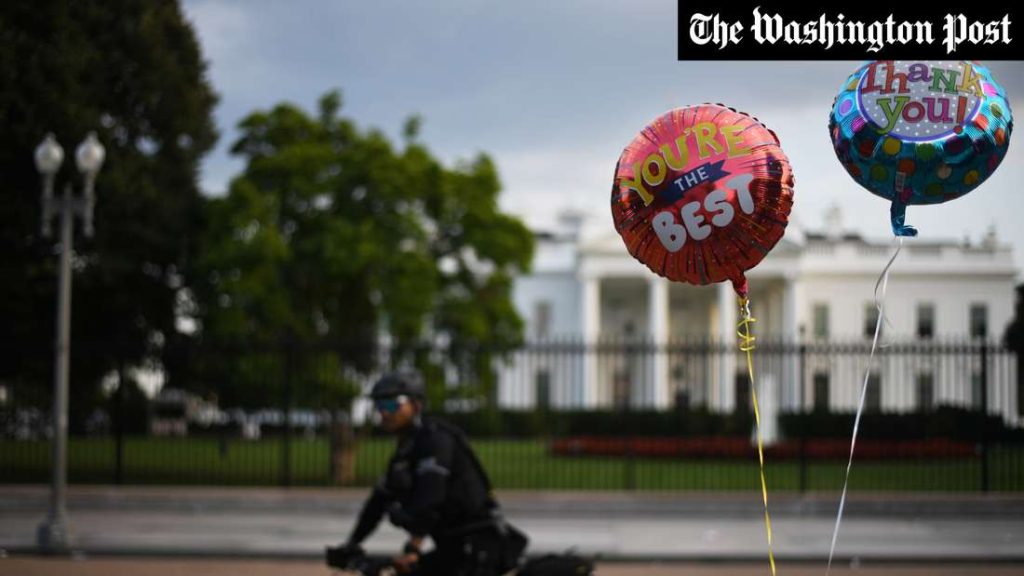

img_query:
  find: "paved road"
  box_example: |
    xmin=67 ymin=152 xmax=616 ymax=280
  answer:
xmin=1 ymin=486 xmax=1023 ymax=562
xmin=2 ymin=557 xmax=1024 ymax=576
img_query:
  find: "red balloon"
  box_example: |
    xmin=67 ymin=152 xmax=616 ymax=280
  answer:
xmin=611 ymin=104 xmax=794 ymax=296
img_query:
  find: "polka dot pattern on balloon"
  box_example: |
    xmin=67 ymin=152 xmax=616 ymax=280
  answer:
xmin=829 ymin=60 xmax=1012 ymax=220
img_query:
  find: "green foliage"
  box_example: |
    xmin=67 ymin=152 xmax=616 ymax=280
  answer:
xmin=187 ymin=90 xmax=534 ymax=408
xmin=432 ymin=408 xmax=755 ymax=438
xmin=1005 ymin=284 xmax=1024 ymax=352
xmin=1008 ymin=284 xmax=1024 ymax=418
xmin=779 ymin=405 xmax=1024 ymax=441
xmin=0 ymin=1 xmax=217 ymax=425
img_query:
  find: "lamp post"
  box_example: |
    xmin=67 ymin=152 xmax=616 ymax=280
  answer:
xmin=34 ymin=132 xmax=105 ymax=553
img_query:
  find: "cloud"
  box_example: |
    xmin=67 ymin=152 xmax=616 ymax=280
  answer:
xmin=181 ymin=1 xmax=1024 ymax=273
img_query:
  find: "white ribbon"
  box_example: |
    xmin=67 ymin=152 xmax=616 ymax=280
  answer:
xmin=826 ymin=236 xmax=904 ymax=575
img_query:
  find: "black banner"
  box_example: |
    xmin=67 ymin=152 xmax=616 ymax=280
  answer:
xmin=678 ymin=1 xmax=1024 ymax=60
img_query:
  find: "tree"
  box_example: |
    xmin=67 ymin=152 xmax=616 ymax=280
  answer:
xmin=0 ymin=1 xmax=217 ymax=427
xmin=1005 ymin=283 xmax=1024 ymax=417
xmin=186 ymin=91 xmax=534 ymax=409
xmin=1006 ymin=284 xmax=1024 ymax=351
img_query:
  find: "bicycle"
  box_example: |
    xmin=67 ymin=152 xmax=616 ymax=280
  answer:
xmin=325 ymin=545 xmax=397 ymax=576
xmin=326 ymin=544 xmax=596 ymax=576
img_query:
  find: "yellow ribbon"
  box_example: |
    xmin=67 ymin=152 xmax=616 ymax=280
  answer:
xmin=737 ymin=296 xmax=776 ymax=576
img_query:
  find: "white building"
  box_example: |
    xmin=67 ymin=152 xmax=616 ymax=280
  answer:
xmin=500 ymin=208 xmax=1020 ymax=428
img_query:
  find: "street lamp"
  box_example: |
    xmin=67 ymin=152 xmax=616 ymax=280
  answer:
xmin=34 ymin=131 xmax=105 ymax=553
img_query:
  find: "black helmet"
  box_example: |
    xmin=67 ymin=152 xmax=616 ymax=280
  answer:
xmin=369 ymin=369 xmax=425 ymax=400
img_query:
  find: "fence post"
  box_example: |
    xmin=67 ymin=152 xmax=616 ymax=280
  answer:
xmin=329 ymin=408 xmax=355 ymax=485
xmin=328 ymin=408 xmax=336 ymax=484
xmin=113 ymin=361 xmax=125 ymax=485
xmin=624 ymin=437 xmax=636 ymax=491
xmin=980 ymin=340 xmax=990 ymax=493
xmin=624 ymin=341 xmax=636 ymax=491
xmin=281 ymin=333 xmax=294 ymax=488
xmin=798 ymin=338 xmax=808 ymax=494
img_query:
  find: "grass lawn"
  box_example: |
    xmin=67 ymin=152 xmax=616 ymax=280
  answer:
xmin=1 ymin=436 xmax=1021 ymax=491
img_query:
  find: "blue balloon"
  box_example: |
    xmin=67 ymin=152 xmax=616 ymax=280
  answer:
xmin=829 ymin=61 xmax=1013 ymax=237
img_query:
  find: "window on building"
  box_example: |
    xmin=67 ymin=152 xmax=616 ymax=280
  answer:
xmin=916 ymin=373 xmax=934 ymax=412
xmin=534 ymin=301 xmax=551 ymax=339
xmin=969 ymin=304 xmax=988 ymax=339
xmin=812 ymin=303 xmax=830 ymax=339
xmin=813 ymin=372 xmax=830 ymax=412
xmin=865 ymin=372 xmax=882 ymax=412
xmin=674 ymin=388 xmax=691 ymax=412
xmin=613 ymin=369 xmax=631 ymax=409
xmin=916 ymin=303 xmax=935 ymax=339
xmin=734 ymin=373 xmax=751 ymax=415
xmin=671 ymin=363 xmax=686 ymax=381
xmin=535 ymin=370 xmax=550 ymax=410
xmin=864 ymin=303 xmax=881 ymax=339
xmin=1018 ymin=376 xmax=1023 ymax=419
xmin=971 ymin=371 xmax=984 ymax=410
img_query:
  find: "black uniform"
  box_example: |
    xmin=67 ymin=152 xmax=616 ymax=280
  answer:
xmin=347 ymin=415 xmax=525 ymax=576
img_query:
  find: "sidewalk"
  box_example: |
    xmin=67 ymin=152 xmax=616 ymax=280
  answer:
xmin=1 ymin=486 xmax=1023 ymax=562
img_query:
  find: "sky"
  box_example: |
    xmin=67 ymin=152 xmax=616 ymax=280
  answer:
xmin=180 ymin=0 xmax=1024 ymax=275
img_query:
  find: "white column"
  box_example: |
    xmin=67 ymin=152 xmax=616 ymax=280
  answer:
xmin=782 ymin=275 xmax=799 ymax=411
xmin=648 ymin=276 xmax=670 ymax=409
xmin=756 ymin=373 xmax=779 ymax=445
xmin=717 ymin=282 xmax=737 ymax=413
xmin=581 ymin=276 xmax=601 ymax=408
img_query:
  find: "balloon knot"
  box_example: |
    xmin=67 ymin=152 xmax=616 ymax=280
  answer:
xmin=737 ymin=297 xmax=757 ymax=352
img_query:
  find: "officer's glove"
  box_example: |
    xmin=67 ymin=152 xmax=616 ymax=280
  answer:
xmin=393 ymin=549 xmax=420 ymax=574
xmin=325 ymin=541 xmax=364 ymax=569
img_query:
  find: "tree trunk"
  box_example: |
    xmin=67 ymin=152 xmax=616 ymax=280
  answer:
xmin=329 ymin=411 xmax=356 ymax=485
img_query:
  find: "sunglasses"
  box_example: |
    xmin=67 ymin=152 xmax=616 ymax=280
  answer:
xmin=374 ymin=395 xmax=408 ymax=414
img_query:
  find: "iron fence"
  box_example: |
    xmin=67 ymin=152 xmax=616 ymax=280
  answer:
xmin=1 ymin=338 xmax=1021 ymax=491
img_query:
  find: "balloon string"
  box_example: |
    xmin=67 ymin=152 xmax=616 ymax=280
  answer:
xmin=826 ymin=236 xmax=904 ymax=575
xmin=737 ymin=297 xmax=776 ymax=576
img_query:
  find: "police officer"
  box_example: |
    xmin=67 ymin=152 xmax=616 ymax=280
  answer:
xmin=331 ymin=369 xmax=526 ymax=575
